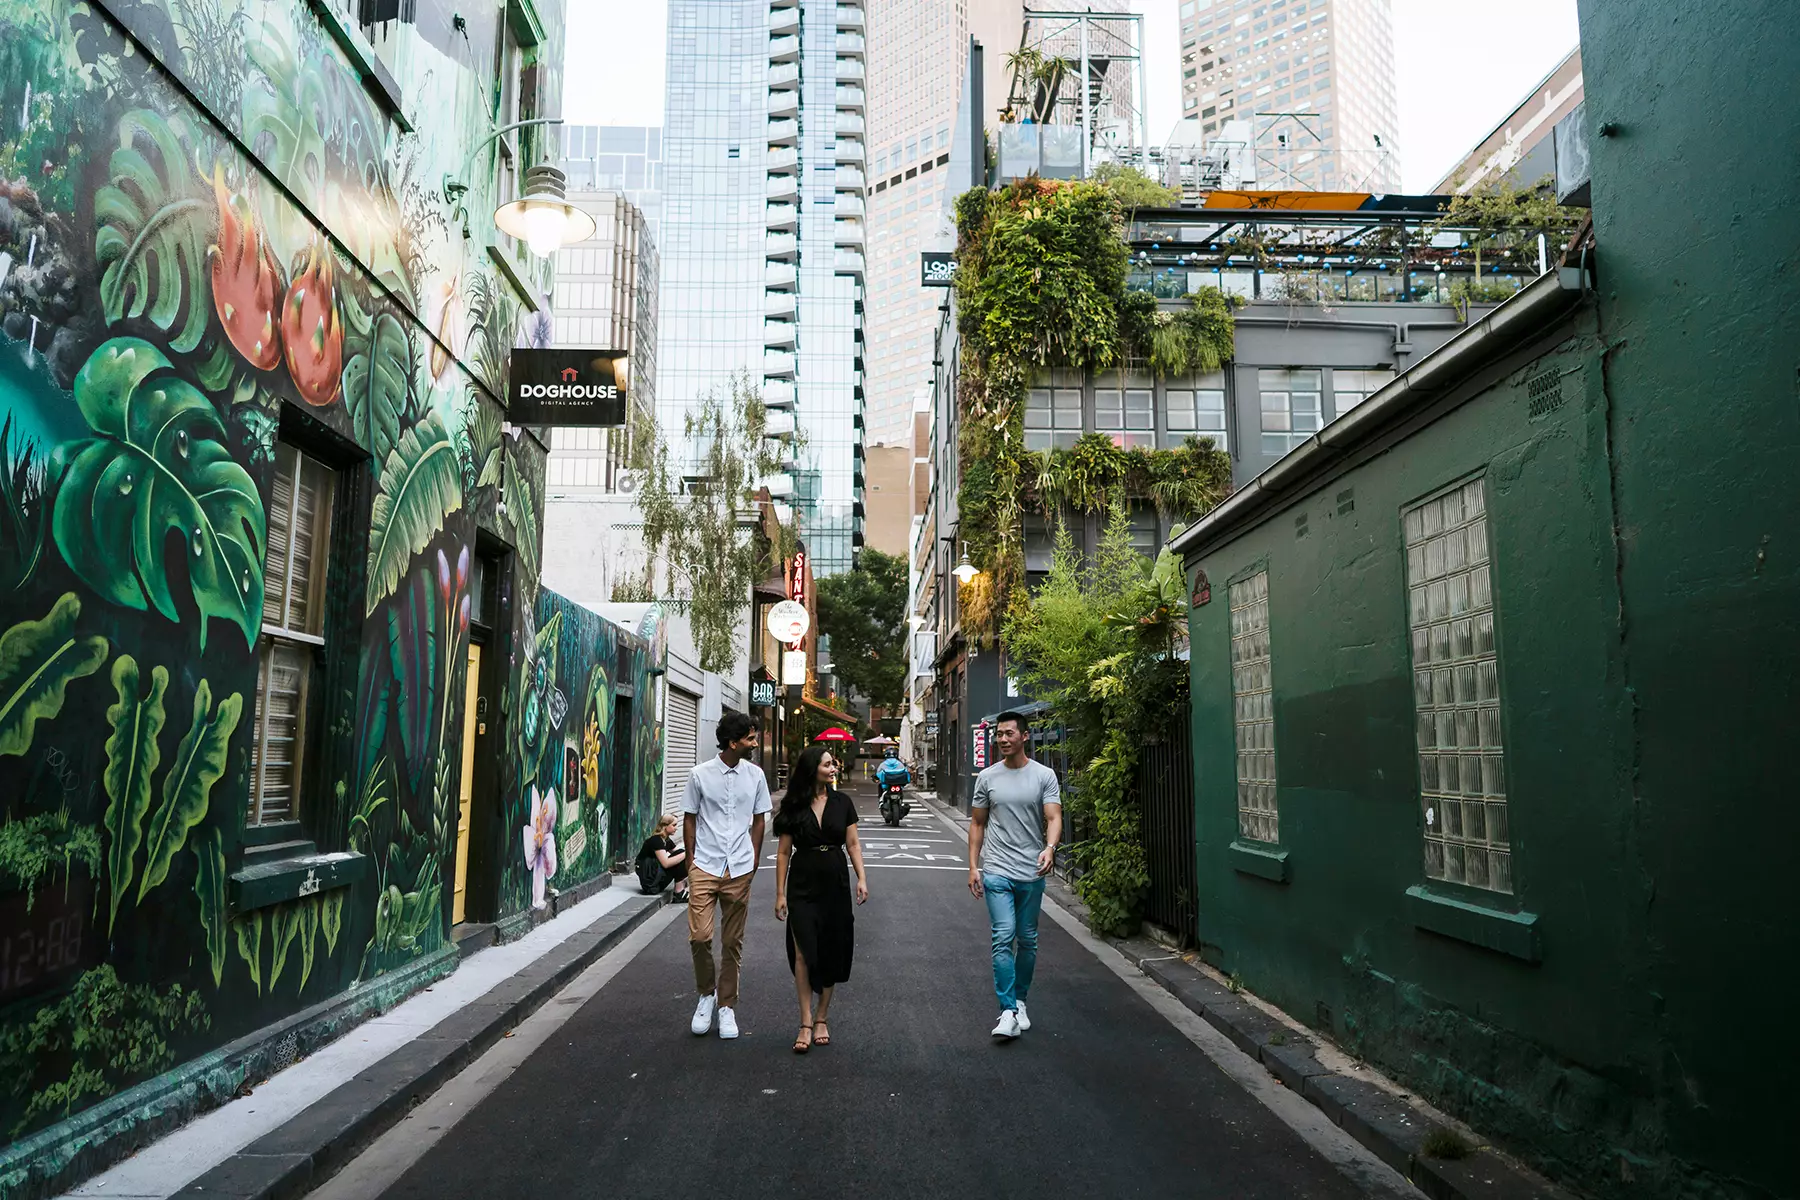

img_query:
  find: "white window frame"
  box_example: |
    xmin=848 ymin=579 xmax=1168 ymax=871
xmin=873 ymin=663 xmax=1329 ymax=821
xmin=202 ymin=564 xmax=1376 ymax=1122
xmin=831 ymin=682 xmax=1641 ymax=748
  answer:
xmin=1024 ymin=385 xmax=1083 ymax=452
xmin=250 ymin=443 xmax=336 ymax=827
xmin=1164 ymin=371 xmax=1230 ymax=452
xmin=1258 ymin=367 xmax=1323 ymax=457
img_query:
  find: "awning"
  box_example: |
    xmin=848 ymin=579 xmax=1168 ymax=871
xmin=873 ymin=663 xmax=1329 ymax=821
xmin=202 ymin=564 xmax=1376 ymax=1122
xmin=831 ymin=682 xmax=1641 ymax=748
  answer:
xmin=803 ymin=696 xmax=857 ymax=726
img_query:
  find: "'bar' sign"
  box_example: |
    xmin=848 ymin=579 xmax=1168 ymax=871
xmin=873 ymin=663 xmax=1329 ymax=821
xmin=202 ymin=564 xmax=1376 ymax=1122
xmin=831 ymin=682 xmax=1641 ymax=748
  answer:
xmin=507 ymin=349 xmax=629 ymax=425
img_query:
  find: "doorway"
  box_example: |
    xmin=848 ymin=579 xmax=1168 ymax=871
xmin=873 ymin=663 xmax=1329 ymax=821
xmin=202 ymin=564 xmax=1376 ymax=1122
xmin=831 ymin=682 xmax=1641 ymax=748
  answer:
xmin=608 ymin=693 xmax=633 ymax=867
xmin=452 ymin=642 xmax=482 ymax=925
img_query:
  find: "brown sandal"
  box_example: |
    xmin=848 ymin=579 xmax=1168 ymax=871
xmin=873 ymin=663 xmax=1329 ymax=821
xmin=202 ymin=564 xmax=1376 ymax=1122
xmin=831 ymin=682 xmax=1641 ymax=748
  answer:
xmin=793 ymin=1026 xmax=813 ymax=1054
xmin=812 ymin=1020 xmax=830 ymax=1047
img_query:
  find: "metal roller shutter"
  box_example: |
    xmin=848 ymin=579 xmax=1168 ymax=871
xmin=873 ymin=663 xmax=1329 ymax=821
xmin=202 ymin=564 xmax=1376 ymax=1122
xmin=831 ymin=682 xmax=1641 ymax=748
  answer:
xmin=663 ymin=687 xmax=700 ymax=818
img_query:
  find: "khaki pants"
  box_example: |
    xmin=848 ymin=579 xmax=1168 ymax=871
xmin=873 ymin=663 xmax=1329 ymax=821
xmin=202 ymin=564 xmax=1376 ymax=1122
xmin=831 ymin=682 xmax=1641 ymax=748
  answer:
xmin=687 ymin=865 xmax=753 ymax=1008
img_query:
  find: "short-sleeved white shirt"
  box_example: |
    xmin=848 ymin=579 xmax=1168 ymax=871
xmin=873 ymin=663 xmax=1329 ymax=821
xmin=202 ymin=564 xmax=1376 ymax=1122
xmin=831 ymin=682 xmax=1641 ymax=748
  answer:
xmin=682 ymin=755 xmax=773 ymax=877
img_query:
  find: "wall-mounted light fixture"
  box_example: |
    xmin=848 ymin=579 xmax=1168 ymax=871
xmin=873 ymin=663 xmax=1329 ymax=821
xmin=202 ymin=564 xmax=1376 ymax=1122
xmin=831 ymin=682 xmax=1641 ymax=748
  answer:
xmin=442 ymin=118 xmax=594 ymax=255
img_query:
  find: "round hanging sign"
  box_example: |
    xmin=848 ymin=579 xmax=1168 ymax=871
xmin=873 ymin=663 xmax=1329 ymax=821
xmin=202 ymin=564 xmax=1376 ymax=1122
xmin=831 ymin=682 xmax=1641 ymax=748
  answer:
xmin=765 ymin=599 xmax=811 ymax=643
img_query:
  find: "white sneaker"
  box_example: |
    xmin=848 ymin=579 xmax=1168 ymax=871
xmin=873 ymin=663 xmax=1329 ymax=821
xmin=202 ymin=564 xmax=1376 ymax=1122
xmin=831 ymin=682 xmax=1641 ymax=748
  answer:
xmin=690 ymin=994 xmax=717 ymax=1035
xmin=991 ymin=1010 xmax=1021 ymax=1040
xmin=718 ymin=1007 xmax=739 ymax=1039
xmin=1015 ymin=1001 xmax=1031 ymax=1032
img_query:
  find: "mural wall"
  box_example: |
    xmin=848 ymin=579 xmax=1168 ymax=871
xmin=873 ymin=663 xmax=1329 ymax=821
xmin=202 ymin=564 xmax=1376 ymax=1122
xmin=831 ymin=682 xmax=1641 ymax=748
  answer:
xmin=0 ymin=0 xmax=606 ymax=1148
xmin=515 ymin=592 xmax=663 ymax=914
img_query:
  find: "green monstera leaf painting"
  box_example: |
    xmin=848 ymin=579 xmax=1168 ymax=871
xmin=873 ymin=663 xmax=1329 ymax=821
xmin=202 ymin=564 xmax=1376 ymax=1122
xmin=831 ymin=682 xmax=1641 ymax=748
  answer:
xmin=344 ymin=310 xmax=411 ymax=467
xmin=94 ymin=110 xmax=214 ymax=355
xmin=366 ymin=413 xmax=463 ymax=614
xmin=53 ymin=340 xmax=266 ymax=653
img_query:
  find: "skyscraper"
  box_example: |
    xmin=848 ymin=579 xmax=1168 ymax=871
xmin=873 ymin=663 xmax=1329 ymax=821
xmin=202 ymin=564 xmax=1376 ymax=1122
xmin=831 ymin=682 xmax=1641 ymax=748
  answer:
xmin=1177 ymin=0 xmax=1400 ymax=192
xmin=558 ymin=124 xmax=665 ymax=238
xmin=659 ymin=0 xmax=866 ymax=576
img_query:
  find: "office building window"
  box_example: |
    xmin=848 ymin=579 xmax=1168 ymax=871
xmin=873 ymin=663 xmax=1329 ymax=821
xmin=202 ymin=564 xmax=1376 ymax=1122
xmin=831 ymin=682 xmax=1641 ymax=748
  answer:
xmin=1164 ymin=372 xmax=1228 ymax=451
xmin=1095 ymin=373 xmax=1153 ymax=449
xmin=1259 ymin=368 xmax=1322 ymax=456
xmin=1024 ymin=384 xmax=1082 ymax=451
xmin=1333 ymin=368 xmax=1395 ymax=417
xmin=1128 ymin=504 xmax=1160 ymax=556
xmin=1230 ymin=570 xmax=1277 ymax=843
xmin=1406 ymin=476 xmax=1511 ymax=893
xmin=252 ymin=443 xmax=336 ymax=826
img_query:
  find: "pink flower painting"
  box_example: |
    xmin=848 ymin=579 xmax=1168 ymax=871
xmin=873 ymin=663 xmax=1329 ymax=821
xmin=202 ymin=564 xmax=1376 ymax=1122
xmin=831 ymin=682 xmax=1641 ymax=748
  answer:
xmin=523 ymin=786 xmax=558 ymax=909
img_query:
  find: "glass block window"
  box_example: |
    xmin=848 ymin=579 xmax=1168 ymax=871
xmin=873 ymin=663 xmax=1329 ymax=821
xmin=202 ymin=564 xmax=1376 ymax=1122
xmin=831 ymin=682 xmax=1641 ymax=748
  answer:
xmin=1259 ymin=368 xmax=1323 ymax=457
xmin=1164 ymin=373 xmax=1229 ymax=452
xmin=252 ymin=443 xmax=335 ymax=826
xmin=1230 ymin=570 xmax=1278 ymax=843
xmin=1095 ymin=373 xmax=1154 ymax=449
xmin=1332 ymin=368 xmax=1395 ymax=418
xmin=1405 ymin=476 xmax=1511 ymax=892
xmin=1024 ymin=385 xmax=1083 ymax=451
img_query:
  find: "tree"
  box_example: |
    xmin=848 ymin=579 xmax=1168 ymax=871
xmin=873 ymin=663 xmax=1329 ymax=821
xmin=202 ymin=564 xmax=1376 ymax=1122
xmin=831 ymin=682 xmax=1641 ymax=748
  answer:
xmin=814 ymin=547 xmax=908 ymax=712
xmin=622 ymin=372 xmax=796 ymax=673
xmin=1091 ymin=162 xmax=1181 ymax=210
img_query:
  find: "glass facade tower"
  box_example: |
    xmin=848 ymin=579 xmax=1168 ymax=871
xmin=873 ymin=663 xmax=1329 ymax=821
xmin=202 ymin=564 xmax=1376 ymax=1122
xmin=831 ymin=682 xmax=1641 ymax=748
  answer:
xmin=661 ymin=0 xmax=866 ymax=576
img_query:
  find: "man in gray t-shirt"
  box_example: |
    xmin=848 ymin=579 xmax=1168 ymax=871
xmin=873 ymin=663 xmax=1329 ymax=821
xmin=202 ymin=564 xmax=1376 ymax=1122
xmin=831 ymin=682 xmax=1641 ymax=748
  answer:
xmin=969 ymin=711 xmax=1063 ymax=1041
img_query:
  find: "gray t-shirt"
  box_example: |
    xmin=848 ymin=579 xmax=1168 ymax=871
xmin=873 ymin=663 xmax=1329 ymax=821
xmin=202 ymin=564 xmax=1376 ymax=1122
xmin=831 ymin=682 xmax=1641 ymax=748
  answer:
xmin=972 ymin=759 xmax=1062 ymax=882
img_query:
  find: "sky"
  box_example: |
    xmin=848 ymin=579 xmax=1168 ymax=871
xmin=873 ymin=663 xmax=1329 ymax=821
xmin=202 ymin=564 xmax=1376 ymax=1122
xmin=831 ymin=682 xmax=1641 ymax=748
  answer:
xmin=562 ymin=0 xmax=1582 ymax=194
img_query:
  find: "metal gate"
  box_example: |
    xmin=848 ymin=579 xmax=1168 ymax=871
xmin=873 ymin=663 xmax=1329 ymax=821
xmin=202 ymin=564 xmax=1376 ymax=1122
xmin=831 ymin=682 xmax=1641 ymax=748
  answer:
xmin=662 ymin=687 xmax=700 ymax=818
xmin=1139 ymin=722 xmax=1197 ymax=941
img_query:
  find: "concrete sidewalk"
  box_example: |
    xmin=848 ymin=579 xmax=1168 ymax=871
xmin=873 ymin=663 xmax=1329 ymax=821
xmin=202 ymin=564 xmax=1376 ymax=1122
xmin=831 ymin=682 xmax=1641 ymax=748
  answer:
xmin=62 ymin=883 xmax=664 ymax=1200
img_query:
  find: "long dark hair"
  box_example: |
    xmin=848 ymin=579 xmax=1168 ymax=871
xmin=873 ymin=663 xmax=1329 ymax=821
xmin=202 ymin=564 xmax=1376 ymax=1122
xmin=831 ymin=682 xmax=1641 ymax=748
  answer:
xmin=775 ymin=744 xmax=836 ymax=833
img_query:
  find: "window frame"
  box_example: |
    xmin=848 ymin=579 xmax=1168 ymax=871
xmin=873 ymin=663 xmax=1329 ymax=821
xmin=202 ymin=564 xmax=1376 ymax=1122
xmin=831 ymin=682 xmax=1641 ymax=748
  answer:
xmin=250 ymin=441 xmax=341 ymax=828
xmin=1229 ymin=567 xmax=1278 ymax=844
xmin=1258 ymin=367 xmax=1323 ymax=457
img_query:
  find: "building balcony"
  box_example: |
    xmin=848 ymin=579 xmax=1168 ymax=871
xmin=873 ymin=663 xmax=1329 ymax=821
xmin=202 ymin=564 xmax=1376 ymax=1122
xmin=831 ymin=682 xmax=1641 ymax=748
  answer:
xmin=766 ymin=201 xmax=798 ymax=230
xmin=763 ymin=350 xmax=796 ymax=378
xmin=836 ymin=32 xmax=865 ymax=56
xmin=766 ymin=173 xmax=799 ymax=202
xmin=770 ymin=0 xmax=797 ymax=9
xmin=767 ymin=117 xmax=798 ymax=145
xmin=834 ymin=138 xmax=864 ymax=163
xmin=771 ymin=6 xmax=799 ymax=32
xmin=834 ymin=165 xmax=865 ymax=190
xmin=765 ymin=410 xmax=797 ymax=437
xmin=765 ymin=231 xmax=798 ymax=259
xmin=834 ymin=219 xmax=864 ymax=247
xmin=766 ymin=145 xmax=798 ymax=172
xmin=764 ymin=291 xmax=797 ymax=320
xmin=836 ymin=57 xmax=864 ymax=84
xmin=835 ymin=193 xmax=865 ymax=218
xmin=772 ymin=500 xmax=794 ymax=524
xmin=764 ymin=319 xmax=797 ymax=348
xmin=836 ymin=249 xmax=865 ymax=277
xmin=770 ymin=34 xmax=800 ymax=63
xmin=835 ymin=4 xmax=864 ymax=30
xmin=765 ymin=262 xmax=797 ymax=288
xmin=763 ymin=380 xmax=797 ymax=408
xmin=769 ymin=62 xmax=800 ymax=88
xmin=762 ymin=472 xmax=796 ymax=497
xmin=835 ymin=113 xmax=865 ymax=135
xmin=769 ymin=86 xmax=799 ymax=117
xmin=835 ymin=85 xmax=865 ymax=112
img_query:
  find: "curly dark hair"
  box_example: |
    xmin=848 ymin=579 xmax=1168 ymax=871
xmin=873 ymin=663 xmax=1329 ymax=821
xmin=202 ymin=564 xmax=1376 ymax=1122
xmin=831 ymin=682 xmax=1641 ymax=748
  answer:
xmin=716 ymin=709 xmax=758 ymax=751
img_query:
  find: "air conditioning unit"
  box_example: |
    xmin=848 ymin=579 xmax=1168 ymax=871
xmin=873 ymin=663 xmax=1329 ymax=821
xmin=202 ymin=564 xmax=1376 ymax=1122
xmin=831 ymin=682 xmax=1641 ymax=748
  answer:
xmin=615 ymin=470 xmax=643 ymax=497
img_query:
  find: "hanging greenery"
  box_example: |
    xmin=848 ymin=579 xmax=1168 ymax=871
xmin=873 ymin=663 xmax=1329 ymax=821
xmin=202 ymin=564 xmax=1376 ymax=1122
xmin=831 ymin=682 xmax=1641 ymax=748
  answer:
xmin=951 ymin=179 xmax=1236 ymax=645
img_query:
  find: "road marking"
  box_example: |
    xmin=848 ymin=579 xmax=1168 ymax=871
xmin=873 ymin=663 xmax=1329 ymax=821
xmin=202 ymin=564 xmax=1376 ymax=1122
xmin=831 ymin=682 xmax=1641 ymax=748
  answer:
xmin=305 ymin=905 xmax=684 ymax=1200
xmin=915 ymin=799 xmax=1423 ymax=1200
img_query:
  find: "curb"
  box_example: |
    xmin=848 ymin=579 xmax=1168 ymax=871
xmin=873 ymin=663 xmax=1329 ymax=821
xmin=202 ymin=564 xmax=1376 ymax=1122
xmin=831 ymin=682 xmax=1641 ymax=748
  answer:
xmin=174 ymin=890 xmax=666 ymax=1200
xmin=1039 ymin=872 xmax=1579 ymax=1200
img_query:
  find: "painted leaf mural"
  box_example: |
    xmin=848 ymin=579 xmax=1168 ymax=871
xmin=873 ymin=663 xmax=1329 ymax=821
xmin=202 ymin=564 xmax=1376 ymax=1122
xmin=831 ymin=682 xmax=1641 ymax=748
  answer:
xmin=234 ymin=910 xmax=265 ymax=996
xmin=366 ymin=412 xmax=463 ymax=614
xmin=298 ymin=898 xmax=320 ymax=991
xmin=0 ymin=593 xmax=109 ymax=758
xmin=193 ymin=827 xmax=228 ymax=988
xmin=322 ymin=889 xmax=344 ymax=955
xmin=502 ymin=446 xmax=539 ymax=586
xmin=94 ymin=109 xmax=213 ymax=355
xmin=268 ymin=903 xmax=299 ymax=989
xmin=386 ymin=569 xmax=438 ymax=793
xmin=345 ymin=310 xmax=411 ymax=466
xmin=240 ymin=29 xmax=329 ymax=266
xmin=102 ymin=656 xmax=168 ymax=935
xmin=139 ymin=680 xmax=242 ymax=900
xmin=52 ymin=340 xmax=266 ymax=653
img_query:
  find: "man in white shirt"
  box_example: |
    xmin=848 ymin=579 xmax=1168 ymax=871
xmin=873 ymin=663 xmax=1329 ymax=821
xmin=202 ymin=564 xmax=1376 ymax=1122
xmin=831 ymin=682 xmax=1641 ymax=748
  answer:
xmin=682 ymin=710 xmax=771 ymax=1039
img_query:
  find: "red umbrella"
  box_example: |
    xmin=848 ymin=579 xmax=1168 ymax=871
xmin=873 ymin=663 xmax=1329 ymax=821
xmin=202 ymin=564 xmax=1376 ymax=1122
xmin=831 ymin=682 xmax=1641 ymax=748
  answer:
xmin=813 ymin=726 xmax=857 ymax=743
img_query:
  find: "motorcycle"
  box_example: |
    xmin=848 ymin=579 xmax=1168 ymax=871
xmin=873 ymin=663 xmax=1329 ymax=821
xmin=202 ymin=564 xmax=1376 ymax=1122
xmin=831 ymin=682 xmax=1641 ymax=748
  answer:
xmin=878 ymin=783 xmax=910 ymax=826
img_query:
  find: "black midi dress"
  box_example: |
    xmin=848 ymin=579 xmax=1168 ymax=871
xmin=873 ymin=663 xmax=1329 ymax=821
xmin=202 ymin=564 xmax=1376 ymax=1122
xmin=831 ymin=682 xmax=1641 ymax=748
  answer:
xmin=777 ymin=789 xmax=857 ymax=993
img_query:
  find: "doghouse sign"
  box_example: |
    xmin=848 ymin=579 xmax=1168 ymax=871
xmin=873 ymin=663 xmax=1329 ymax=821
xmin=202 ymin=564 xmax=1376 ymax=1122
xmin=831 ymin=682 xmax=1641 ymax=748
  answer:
xmin=507 ymin=349 xmax=629 ymax=425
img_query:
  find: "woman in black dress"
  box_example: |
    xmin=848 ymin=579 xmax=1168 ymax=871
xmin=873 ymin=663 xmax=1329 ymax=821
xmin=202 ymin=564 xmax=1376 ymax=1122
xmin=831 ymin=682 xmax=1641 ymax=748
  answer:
xmin=773 ymin=745 xmax=869 ymax=1053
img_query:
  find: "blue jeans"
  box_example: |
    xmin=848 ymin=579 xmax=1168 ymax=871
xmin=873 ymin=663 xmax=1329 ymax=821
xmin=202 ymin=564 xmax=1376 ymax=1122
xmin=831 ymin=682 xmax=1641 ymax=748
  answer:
xmin=983 ymin=874 xmax=1046 ymax=1012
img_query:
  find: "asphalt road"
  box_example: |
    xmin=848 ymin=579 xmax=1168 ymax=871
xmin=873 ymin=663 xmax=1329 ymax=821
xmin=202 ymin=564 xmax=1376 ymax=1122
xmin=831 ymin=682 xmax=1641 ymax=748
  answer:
xmin=357 ymin=785 xmax=1386 ymax=1200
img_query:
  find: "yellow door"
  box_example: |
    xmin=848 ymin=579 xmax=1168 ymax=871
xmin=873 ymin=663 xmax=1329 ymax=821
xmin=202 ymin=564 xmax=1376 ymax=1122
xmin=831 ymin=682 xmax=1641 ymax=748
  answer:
xmin=452 ymin=643 xmax=482 ymax=925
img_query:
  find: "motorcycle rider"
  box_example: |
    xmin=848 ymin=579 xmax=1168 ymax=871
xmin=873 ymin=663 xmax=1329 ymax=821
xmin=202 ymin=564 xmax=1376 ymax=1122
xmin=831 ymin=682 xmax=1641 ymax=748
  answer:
xmin=875 ymin=751 xmax=912 ymax=822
